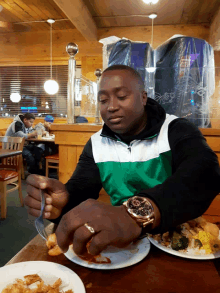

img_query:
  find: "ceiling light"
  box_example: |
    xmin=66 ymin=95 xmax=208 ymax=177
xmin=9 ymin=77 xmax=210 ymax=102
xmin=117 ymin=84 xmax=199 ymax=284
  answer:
xmin=44 ymin=80 xmax=59 ymax=95
xmin=10 ymin=93 xmax=21 ymax=103
xmin=148 ymin=13 xmax=157 ymax=19
xmin=47 ymin=19 xmax=55 ymax=24
xmin=44 ymin=19 xmax=59 ymax=95
xmin=143 ymin=0 xmax=159 ymax=4
xmin=146 ymin=67 xmax=156 ymax=73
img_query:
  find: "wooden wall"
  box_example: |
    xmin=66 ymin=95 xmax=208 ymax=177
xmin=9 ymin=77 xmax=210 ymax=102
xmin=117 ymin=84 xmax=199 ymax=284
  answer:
xmin=0 ymin=24 xmax=210 ymax=66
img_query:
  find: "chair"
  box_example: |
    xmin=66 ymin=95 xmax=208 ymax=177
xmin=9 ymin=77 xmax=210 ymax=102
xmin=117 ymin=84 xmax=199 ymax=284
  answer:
xmin=45 ymin=153 xmax=59 ymax=178
xmin=0 ymin=136 xmax=25 ymax=219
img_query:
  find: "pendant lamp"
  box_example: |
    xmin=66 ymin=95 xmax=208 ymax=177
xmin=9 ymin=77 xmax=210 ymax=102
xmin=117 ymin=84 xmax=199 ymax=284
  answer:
xmin=44 ymin=19 xmax=59 ymax=95
xmin=143 ymin=0 xmax=159 ymax=4
xmin=10 ymin=66 xmax=21 ymax=102
xmin=146 ymin=13 xmax=157 ymax=73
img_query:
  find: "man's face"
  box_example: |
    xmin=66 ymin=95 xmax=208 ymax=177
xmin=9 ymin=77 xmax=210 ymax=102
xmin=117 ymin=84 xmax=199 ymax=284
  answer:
xmin=23 ymin=118 xmax=34 ymax=128
xmin=44 ymin=121 xmax=52 ymax=129
xmin=99 ymin=70 xmax=147 ymax=136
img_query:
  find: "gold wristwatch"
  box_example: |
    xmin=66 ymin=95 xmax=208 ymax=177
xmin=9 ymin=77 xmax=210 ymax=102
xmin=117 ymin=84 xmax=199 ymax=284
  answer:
xmin=123 ymin=196 xmax=155 ymax=228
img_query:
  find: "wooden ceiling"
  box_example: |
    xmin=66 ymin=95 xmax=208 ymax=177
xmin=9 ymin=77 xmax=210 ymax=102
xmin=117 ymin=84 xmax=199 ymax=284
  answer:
xmin=85 ymin=0 xmax=220 ymax=27
xmin=0 ymin=0 xmax=75 ymax=32
xmin=0 ymin=0 xmax=219 ymax=35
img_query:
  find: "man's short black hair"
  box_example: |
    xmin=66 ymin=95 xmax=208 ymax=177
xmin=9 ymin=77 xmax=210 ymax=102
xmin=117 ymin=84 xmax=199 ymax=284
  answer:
xmin=23 ymin=113 xmax=35 ymax=120
xmin=102 ymin=64 xmax=145 ymax=91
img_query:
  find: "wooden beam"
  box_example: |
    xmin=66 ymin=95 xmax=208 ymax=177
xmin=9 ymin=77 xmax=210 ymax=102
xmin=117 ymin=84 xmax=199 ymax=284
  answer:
xmin=53 ymin=0 xmax=97 ymax=42
xmin=0 ymin=21 xmax=30 ymax=32
xmin=209 ymin=7 xmax=220 ymax=50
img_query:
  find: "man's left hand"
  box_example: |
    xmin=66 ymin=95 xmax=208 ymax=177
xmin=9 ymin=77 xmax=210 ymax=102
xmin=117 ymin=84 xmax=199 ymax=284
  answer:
xmin=55 ymin=199 xmax=142 ymax=256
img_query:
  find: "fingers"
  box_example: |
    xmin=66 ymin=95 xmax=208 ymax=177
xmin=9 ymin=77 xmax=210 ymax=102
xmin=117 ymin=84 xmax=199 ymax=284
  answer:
xmin=26 ymin=174 xmax=59 ymax=191
xmin=55 ymin=208 xmax=84 ymax=252
xmin=88 ymin=231 xmax=112 ymax=255
xmin=26 ymin=184 xmax=52 ymax=202
xmin=71 ymin=226 xmax=112 ymax=256
xmin=72 ymin=224 xmax=96 ymax=255
xmin=26 ymin=174 xmax=48 ymax=189
xmin=26 ymin=206 xmax=51 ymax=218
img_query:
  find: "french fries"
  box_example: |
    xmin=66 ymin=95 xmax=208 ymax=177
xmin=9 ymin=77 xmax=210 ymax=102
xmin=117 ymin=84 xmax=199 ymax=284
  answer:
xmin=1 ymin=274 xmax=73 ymax=293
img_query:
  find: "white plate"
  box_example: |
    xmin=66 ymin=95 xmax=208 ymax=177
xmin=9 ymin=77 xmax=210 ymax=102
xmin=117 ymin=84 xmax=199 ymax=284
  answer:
xmin=64 ymin=237 xmax=150 ymax=270
xmin=42 ymin=136 xmax=54 ymax=140
xmin=0 ymin=261 xmax=85 ymax=293
xmin=149 ymin=234 xmax=220 ymax=260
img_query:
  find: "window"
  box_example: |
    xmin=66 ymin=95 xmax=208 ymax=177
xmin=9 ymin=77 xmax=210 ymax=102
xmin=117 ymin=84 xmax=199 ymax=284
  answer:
xmin=0 ymin=65 xmax=78 ymax=118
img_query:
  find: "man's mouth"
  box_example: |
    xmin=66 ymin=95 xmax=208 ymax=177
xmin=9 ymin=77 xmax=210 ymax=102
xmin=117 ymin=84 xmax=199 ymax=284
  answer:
xmin=108 ymin=117 xmax=123 ymax=124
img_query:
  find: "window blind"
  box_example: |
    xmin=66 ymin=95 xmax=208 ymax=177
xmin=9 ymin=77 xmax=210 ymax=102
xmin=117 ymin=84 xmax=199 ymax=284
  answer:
xmin=0 ymin=65 xmax=80 ymax=118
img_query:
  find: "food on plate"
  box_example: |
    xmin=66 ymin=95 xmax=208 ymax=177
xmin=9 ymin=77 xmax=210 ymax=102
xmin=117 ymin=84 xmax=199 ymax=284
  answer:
xmin=171 ymin=231 xmax=189 ymax=251
xmin=75 ymin=242 xmax=111 ymax=264
xmin=1 ymin=274 xmax=73 ymax=293
xmin=151 ymin=217 xmax=220 ymax=255
xmin=71 ymin=238 xmax=111 ymax=264
xmin=46 ymin=233 xmax=63 ymax=256
xmin=46 ymin=233 xmax=111 ymax=264
xmin=24 ymin=274 xmax=41 ymax=285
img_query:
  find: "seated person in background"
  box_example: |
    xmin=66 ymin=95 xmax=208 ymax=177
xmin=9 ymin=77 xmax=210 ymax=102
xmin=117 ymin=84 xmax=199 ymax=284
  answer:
xmin=75 ymin=116 xmax=88 ymax=123
xmin=34 ymin=115 xmax=55 ymax=135
xmin=24 ymin=65 xmax=220 ymax=257
xmin=5 ymin=113 xmax=42 ymax=175
xmin=34 ymin=115 xmax=56 ymax=174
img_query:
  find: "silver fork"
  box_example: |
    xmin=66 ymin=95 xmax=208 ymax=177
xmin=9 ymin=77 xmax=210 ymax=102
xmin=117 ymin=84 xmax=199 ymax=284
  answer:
xmin=35 ymin=189 xmax=48 ymax=241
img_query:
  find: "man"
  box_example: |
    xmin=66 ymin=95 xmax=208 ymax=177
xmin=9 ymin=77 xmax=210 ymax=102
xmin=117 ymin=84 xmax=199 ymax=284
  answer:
xmin=34 ymin=115 xmax=55 ymax=134
xmin=75 ymin=116 xmax=88 ymax=123
xmin=25 ymin=65 xmax=220 ymax=257
xmin=5 ymin=113 xmax=37 ymax=139
xmin=5 ymin=113 xmax=42 ymax=174
xmin=34 ymin=115 xmax=55 ymax=174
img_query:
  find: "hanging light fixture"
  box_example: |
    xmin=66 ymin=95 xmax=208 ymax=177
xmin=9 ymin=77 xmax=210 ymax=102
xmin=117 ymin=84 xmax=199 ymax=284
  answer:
xmin=44 ymin=19 xmax=59 ymax=95
xmin=146 ymin=13 xmax=157 ymax=73
xmin=10 ymin=66 xmax=21 ymax=102
xmin=143 ymin=0 xmax=159 ymax=4
xmin=10 ymin=92 xmax=21 ymax=103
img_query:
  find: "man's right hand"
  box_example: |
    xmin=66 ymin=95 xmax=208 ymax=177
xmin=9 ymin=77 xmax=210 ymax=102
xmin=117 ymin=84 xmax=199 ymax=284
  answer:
xmin=24 ymin=174 xmax=69 ymax=220
xmin=28 ymin=130 xmax=38 ymax=138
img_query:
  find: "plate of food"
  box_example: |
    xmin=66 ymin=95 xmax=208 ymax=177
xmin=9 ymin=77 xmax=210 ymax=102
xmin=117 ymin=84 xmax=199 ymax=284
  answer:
xmin=65 ymin=238 xmax=151 ymax=270
xmin=42 ymin=135 xmax=55 ymax=140
xmin=0 ymin=261 xmax=85 ymax=293
xmin=148 ymin=217 xmax=220 ymax=260
xmin=46 ymin=233 xmax=151 ymax=270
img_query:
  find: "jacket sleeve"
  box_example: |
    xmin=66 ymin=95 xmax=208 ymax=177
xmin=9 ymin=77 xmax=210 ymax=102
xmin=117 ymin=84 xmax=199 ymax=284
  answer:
xmin=138 ymin=118 xmax=220 ymax=234
xmin=13 ymin=121 xmax=28 ymax=139
xmin=52 ymin=138 xmax=103 ymax=222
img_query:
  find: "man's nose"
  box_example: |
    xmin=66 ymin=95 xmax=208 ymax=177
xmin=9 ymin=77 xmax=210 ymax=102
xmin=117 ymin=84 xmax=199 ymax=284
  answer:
xmin=108 ymin=97 xmax=118 ymax=111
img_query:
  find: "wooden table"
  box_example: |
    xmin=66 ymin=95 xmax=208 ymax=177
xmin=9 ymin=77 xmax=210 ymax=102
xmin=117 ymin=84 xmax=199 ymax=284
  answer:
xmin=26 ymin=137 xmax=56 ymax=157
xmin=0 ymin=149 xmax=22 ymax=159
xmin=6 ymin=224 xmax=220 ymax=293
xmin=26 ymin=137 xmax=55 ymax=143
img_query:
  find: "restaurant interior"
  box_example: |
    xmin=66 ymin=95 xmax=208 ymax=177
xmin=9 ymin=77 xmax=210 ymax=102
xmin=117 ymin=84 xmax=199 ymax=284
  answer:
xmin=0 ymin=0 xmax=220 ymax=291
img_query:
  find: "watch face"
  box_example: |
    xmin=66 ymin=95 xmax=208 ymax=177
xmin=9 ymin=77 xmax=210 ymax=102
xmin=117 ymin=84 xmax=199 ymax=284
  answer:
xmin=128 ymin=196 xmax=153 ymax=217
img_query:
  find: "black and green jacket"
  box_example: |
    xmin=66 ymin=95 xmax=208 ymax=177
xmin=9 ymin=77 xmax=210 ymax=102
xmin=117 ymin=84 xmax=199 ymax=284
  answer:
xmin=63 ymin=98 xmax=220 ymax=233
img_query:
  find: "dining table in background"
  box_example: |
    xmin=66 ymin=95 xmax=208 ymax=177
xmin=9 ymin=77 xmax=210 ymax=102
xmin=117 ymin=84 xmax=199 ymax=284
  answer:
xmin=5 ymin=223 xmax=220 ymax=293
xmin=26 ymin=137 xmax=55 ymax=143
xmin=26 ymin=136 xmax=56 ymax=156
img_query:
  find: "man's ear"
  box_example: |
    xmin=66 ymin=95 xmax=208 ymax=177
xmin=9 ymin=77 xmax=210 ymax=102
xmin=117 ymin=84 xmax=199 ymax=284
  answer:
xmin=142 ymin=91 xmax=148 ymax=106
